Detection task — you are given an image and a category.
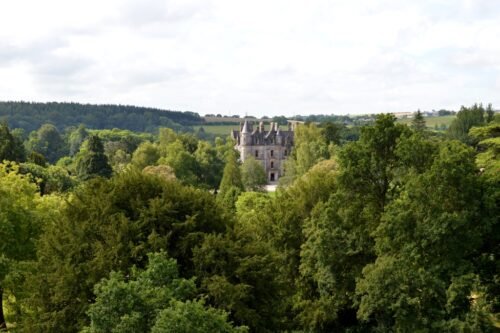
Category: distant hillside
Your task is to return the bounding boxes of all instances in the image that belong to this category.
[0,101,204,133]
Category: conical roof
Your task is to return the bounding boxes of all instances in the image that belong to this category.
[241,120,250,133]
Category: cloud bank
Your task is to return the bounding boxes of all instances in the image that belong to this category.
[0,0,499,116]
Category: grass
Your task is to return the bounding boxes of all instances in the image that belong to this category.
[396,115,456,128]
[196,116,457,135]
[194,125,239,136]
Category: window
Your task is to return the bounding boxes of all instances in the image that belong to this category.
[270,173,275,181]
[271,161,274,168]
[284,149,287,156]
[255,150,259,157]
[270,150,274,157]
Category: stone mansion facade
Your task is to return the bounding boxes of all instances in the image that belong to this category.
[232,120,294,183]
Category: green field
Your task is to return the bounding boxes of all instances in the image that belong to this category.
[194,124,238,136]
[196,115,456,136]
[396,115,456,128]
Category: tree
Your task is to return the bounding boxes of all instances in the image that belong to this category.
[82,252,246,333]
[0,122,25,162]
[0,163,58,330]
[280,123,329,186]
[217,150,244,213]
[448,103,491,144]
[152,300,247,333]
[68,125,88,156]
[193,193,287,332]
[12,171,227,332]
[240,156,267,191]
[297,115,409,330]
[159,140,199,186]
[76,135,113,180]
[131,141,160,170]
[356,141,494,331]
[26,124,67,163]
[194,141,225,190]
[411,110,426,132]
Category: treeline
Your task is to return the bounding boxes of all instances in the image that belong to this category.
[0,101,204,133]
[0,104,498,332]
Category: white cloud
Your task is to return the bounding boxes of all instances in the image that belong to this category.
[0,0,499,116]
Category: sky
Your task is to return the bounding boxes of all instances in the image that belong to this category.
[0,0,499,117]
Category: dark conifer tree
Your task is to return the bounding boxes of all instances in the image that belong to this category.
[76,135,112,180]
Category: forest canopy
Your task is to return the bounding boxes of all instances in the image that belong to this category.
[0,104,498,332]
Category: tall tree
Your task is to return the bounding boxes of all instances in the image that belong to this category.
[357,141,494,331]
[298,114,409,331]
[217,150,244,213]
[76,135,113,180]
[448,103,491,144]
[411,110,426,132]
[0,122,25,162]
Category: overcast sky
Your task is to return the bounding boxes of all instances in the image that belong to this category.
[0,0,499,117]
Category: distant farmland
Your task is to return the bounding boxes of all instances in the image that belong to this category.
[396,115,456,128]
[194,124,238,136]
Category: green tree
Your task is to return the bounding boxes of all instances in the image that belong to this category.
[469,121,500,180]
[13,171,226,332]
[152,300,247,333]
[0,122,25,162]
[82,252,244,333]
[297,115,409,331]
[131,141,160,170]
[356,141,495,331]
[76,135,113,180]
[0,163,57,329]
[411,110,426,132]
[448,103,492,144]
[217,150,244,212]
[194,141,224,190]
[280,123,329,186]
[26,124,67,163]
[159,140,199,186]
[240,156,267,191]
[68,125,89,156]
[194,192,286,332]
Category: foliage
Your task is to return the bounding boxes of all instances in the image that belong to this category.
[152,300,247,333]
[12,171,227,332]
[0,122,25,162]
[240,156,267,191]
[280,123,330,185]
[357,141,494,331]
[25,124,67,163]
[411,110,426,132]
[0,101,202,133]
[82,252,246,333]
[0,163,58,329]
[448,103,493,143]
[20,163,76,194]
[217,150,244,212]
[76,135,113,180]
[2,106,499,332]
